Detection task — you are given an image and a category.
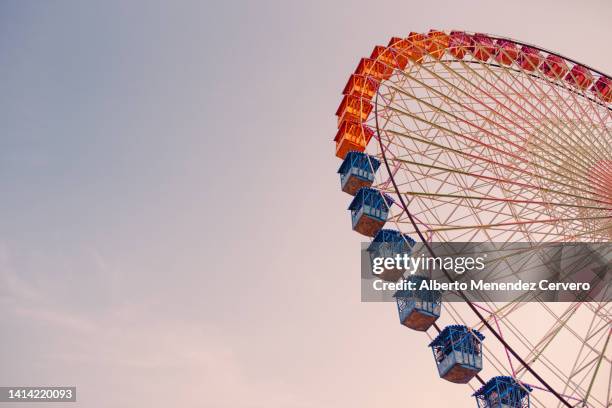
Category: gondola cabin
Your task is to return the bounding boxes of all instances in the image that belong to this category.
[370,45,406,70]
[471,34,495,62]
[406,32,427,63]
[334,120,374,159]
[355,58,393,81]
[540,54,568,80]
[449,31,471,60]
[387,37,411,68]
[429,325,484,383]
[348,187,393,237]
[367,229,415,282]
[394,275,441,330]
[336,94,373,126]
[338,152,381,195]
[473,376,532,408]
[426,30,449,60]
[518,46,542,72]
[494,40,518,66]
[593,76,612,103]
[565,65,593,90]
[343,74,379,100]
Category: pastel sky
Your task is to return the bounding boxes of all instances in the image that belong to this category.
[0,1,610,407]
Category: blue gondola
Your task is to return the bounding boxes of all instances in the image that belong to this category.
[348,187,393,237]
[429,325,484,383]
[337,151,381,195]
[473,376,532,408]
[367,229,415,281]
[394,275,441,330]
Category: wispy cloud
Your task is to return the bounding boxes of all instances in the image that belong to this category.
[0,244,310,407]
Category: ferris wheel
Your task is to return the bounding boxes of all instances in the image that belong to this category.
[333,30,611,407]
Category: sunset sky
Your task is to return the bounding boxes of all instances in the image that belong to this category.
[0,1,610,407]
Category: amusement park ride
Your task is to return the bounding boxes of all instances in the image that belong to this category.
[332,30,611,407]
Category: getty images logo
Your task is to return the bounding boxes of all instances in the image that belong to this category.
[372,253,487,275]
